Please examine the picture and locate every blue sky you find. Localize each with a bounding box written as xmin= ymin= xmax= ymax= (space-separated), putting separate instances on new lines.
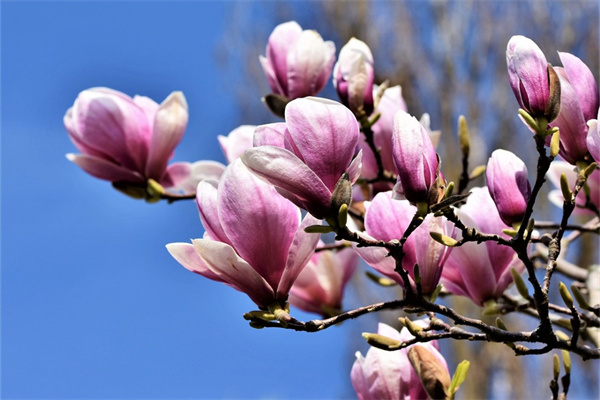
xmin=2 ymin=1 xmax=599 ymax=399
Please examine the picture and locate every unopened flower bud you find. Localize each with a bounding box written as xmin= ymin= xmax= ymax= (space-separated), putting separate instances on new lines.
xmin=362 ymin=332 xmax=402 ymax=350
xmin=458 ymin=115 xmax=470 ymax=158
xmin=560 ymin=173 xmax=573 ymax=203
xmin=333 ymin=38 xmax=375 ymax=117
xmin=408 ymin=346 xmax=451 ymax=400
xmin=430 ymin=232 xmax=458 ymax=247
xmin=486 ymin=149 xmax=531 ymax=226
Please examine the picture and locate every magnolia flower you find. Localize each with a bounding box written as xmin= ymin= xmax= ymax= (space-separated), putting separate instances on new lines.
xmin=354 ymin=192 xmax=452 ymax=294
xmin=351 ymin=323 xmax=449 ymax=400
xmin=65 ymin=87 xmax=195 ymax=191
xmin=242 ymin=97 xmax=362 ymax=220
xmin=260 ymin=21 xmax=335 ymax=100
xmin=288 ymin=243 xmax=358 ymax=317
xmin=547 ymin=161 xmax=600 ymax=215
xmin=166 ymin=159 xmax=320 ymax=308
xmin=392 ymin=110 xmax=443 ymax=205
xmin=359 ymin=85 xmax=408 ymax=180
xmin=441 ymin=187 xmax=526 ymax=305
xmin=218 ymin=125 xmax=256 ymax=164
xmin=506 ymin=35 xmax=560 ymax=122
xmin=333 ymin=38 xmax=375 ymax=116
xmin=486 ymin=149 xmax=531 ymax=226
xmin=549 ymin=66 xmax=595 ymax=164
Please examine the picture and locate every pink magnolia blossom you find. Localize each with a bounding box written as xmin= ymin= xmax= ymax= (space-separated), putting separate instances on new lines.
xmin=288 ymin=243 xmax=358 ymax=317
xmin=558 ymin=52 xmax=599 ymax=122
xmin=166 ymin=159 xmax=320 ymax=308
xmin=354 ymin=192 xmax=452 ymax=294
xmin=549 ymin=66 xmax=594 ymax=164
xmin=392 ymin=110 xmax=442 ymax=205
xmin=441 ymin=187 xmax=526 ymax=305
xmin=547 ymin=161 xmax=600 ymax=215
xmin=260 ymin=21 xmax=336 ymax=99
xmin=506 ymin=35 xmax=552 ymax=119
xmin=242 ymin=97 xmax=362 ymax=220
xmin=218 ymin=125 xmax=256 ymax=164
xmin=351 ymin=322 xmax=448 ymax=400
xmin=486 ymin=149 xmax=531 ymax=226
xmin=65 ymin=87 xmax=194 ymax=190
xmin=333 ymin=38 xmax=375 ymax=116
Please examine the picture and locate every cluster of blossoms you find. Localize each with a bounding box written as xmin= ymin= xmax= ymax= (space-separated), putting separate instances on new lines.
xmin=65 ymin=21 xmax=599 ymax=399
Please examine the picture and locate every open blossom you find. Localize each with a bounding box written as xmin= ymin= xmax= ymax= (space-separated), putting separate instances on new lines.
xmin=166 ymin=159 xmax=319 ymax=308
xmin=354 ymin=192 xmax=452 ymax=294
xmin=486 ymin=149 xmax=531 ymax=226
xmin=506 ymin=35 xmax=560 ymax=122
xmin=547 ymin=161 xmax=600 ymax=215
xmin=392 ymin=110 xmax=443 ymax=205
xmin=441 ymin=187 xmax=526 ymax=305
xmin=351 ymin=322 xmax=449 ymax=400
xmin=260 ymin=21 xmax=335 ymax=100
xmin=288 ymin=243 xmax=358 ymax=317
xmin=548 ymin=53 xmax=599 ymax=164
xmin=333 ymin=38 xmax=375 ymax=116
xmin=65 ymin=87 xmax=196 ymax=190
xmin=218 ymin=125 xmax=256 ymax=163
xmin=242 ymin=97 xmax=362 ymax=220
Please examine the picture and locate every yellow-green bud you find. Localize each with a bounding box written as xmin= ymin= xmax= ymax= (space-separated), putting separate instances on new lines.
xmin=404 ymin=318 xmax=423 ymax=336
xmin=560 ymin=173 xmax=573 ymax=202
xmin=146 ymin=178 xmax=165 ymax=198
xmin=362 ymin=332 xmax=402 ymax=350
xmin=553 ymin=354 xmax=560 ymax=379
xmin=495 ymin=317 xmax=508 ymax=331
xmin=364 ymin=271 xmax=397 ymax=287
xmin=444 ymin=181 xmax=455 ymax=199
xmin=550 ymin=129 xmax=560 ymax=157
xmin=304 ymin=225 xmax=334 ymax=234
xmin=416 ymin=202 xmax=429 ymax=217
xmin=468 ymin=165 xmax=487 ymax=180
xmin=571 ymin=285 xmax=591 ymax=310
xmin=518 ymin=109 xmax=539 ymax=131
xmin=584 ymin=162 xmax=597 ymax=178
xmin=430 ymin=232 xmax=458 ymax=247
xmin=458 ymin=115 xmax=470 ymax=158
xmin=338 ymin=203 xmax=348 ymax=229
xmin=502 ymin=228 xmax=518 ymax=237
xmin=562 ymin=350 xmax=571 ymax=374
xmin=554 ymin=330 xmax=569 ymax=341
xmin=511 ymin=268 xmax=531 ymax=300
xmin=558 ymin=282 xmax=574 ymax=309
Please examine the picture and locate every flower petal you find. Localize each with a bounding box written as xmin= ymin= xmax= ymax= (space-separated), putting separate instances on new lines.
xmin=217 ymin=160 xmax=300 ymax=290
xmin=145 ymin=92 xmax=189 ymax=180
xmin=166 ymin=242 xmax=225 ymax=282
xmin=218 ymin=125 xmax=256 ymax=163
xmin=192 ymin=239 xmax=275 ymax=307
xmin=559 ymin=52 xmax=599 ymax=122
xmin=284 ymin=97 xmax=360 ymax=191
xmin=66 ymin=153 xmax=145 ymax=183
xmin=242 ymin=146 xmax=332 ymax=218
xmin=276 ymin=213 xmax=321 ymax=299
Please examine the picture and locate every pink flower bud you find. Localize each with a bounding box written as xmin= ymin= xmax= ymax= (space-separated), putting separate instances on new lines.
xmin=355 ymin=192 xmax=452 ymax=294
xmin=351 ymin=322 xmax=448 ymax=400
xmin=392 ymin=111 xmax=442 ymax=205
xmin=242 ymin=97 xmax=362 ymax=219
xmin=64 ymin=88 xmax=194 ymax=190
xmin=259 ymin=21 xmax=336 ymax=100
xmin=333 ymin=38 xmax=375 ymax=116
xmin=441 ymin=187 xmax=526 ymax=305
xmin=166 ymin=160 xmax=320 ymax=308
xmin=486 ymin=149 xmax=531 ymax=226
xmin=506 ymin=35 xmax=559 ymax=120
xmin=288 ymin=244 xmax=358 ymax=317
xmin=587 ymin=115 xmax=600 ymax=163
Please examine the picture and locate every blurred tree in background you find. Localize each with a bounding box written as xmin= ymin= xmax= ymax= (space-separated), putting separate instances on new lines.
xmin=216 ymin=1 xmax=598 ymax=398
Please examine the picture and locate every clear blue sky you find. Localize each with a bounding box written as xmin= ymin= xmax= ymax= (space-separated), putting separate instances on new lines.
xmin=0 ymin=1 xmax=368 ymax=398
